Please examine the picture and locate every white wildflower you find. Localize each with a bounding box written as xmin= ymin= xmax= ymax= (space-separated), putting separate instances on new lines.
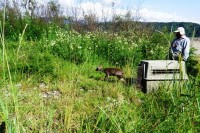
xmin=78 ymin=45 xmax=82 ymax=49
xmin=50 ymin=41 xmax=56 ymax=46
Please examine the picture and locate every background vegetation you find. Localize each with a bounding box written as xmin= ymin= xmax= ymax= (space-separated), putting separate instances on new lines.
xmin=0 ymin=0 xmax=200 ymax=132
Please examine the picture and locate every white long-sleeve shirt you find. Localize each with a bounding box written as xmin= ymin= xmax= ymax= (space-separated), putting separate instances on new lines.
xmin=171 ymin=35 xmax=190 ymax=61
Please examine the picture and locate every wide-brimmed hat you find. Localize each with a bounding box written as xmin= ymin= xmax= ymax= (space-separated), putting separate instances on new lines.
xmin=173 ymin=27 xmax=185 ymax=35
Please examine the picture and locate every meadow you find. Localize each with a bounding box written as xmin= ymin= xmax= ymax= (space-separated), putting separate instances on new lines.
xmin=0 ymin=24 xmax=200 ymax=133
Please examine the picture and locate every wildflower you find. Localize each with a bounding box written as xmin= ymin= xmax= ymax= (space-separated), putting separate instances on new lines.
xmin=50 ymin=41 xmax=56 ymax=46
xmin=78 ymin=45 xmax=82 ymax=49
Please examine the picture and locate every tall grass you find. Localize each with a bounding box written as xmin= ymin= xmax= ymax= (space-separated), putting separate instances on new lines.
xmin=0 ymin=17 xmax=200 ymax=133
xmin=0 ymin=2 xmax=21 ymax=132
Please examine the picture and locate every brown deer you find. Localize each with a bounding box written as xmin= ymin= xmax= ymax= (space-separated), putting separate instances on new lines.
xmin=96 ymin=66 xmax=125 ymax=82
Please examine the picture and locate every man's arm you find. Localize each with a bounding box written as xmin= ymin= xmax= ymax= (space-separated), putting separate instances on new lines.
xmin=182 ymin=38 xmax=190 ymax=61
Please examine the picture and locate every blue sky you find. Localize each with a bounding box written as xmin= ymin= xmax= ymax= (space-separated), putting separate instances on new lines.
xmin=141 ymin=0 xmax=199 ymax=23
xmin=42 ymin=0 xmax=200 ymax=24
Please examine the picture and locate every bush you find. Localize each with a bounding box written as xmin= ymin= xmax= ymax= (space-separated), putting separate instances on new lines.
xmin=6 ymin=40 xmax=58 ymax=79
xmin=186 ymin=48 xmax=200 ymax=77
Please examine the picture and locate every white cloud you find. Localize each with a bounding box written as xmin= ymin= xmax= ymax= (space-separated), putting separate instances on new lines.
xmin=139 ymin=8 xmax=200 ymax=23
xmin=139 ymin=8 xmax=180 ymax=22
xmin=38 ymin=0 xmax=199 ymax=23
xmin=60 ymin=0 xmax=182 ymax=22
xmin=58 ymin=0 xmax=75 ymax=7
xmin=60 ymin=1 xmax=128 ymax=21
xmin=102 ymin=0 xmax=122 ymax=6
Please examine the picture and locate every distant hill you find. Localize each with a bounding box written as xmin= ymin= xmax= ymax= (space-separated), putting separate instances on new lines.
xmin=97 ymin=21 xmax=200 ymax=37
xmin=147 ymin=22 xmax=200 ymax=37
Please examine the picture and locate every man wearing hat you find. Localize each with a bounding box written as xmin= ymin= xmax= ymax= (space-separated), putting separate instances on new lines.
xmin=169 ymin=27 xmax=190 ymax=61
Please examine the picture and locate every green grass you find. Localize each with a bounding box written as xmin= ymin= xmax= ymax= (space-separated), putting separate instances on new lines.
xmin=0 ymin=25 xmax=200 ymax=133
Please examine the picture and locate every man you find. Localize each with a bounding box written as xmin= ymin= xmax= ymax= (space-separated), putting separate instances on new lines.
xmin=169 ymin=27 xmax=190 ymax=61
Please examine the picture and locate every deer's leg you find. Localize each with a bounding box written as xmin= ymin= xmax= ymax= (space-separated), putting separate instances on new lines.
xmin=104 ymin=75 xmax=109 ymax=81
xmin=117 ymin=75 xmax=125 ymax=83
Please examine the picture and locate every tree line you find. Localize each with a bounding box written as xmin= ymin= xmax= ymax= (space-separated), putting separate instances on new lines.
xmin=149 ymin=22 xmax=200 ymax=37
xmin=0 ymin=0 xmax=199 ymax=41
